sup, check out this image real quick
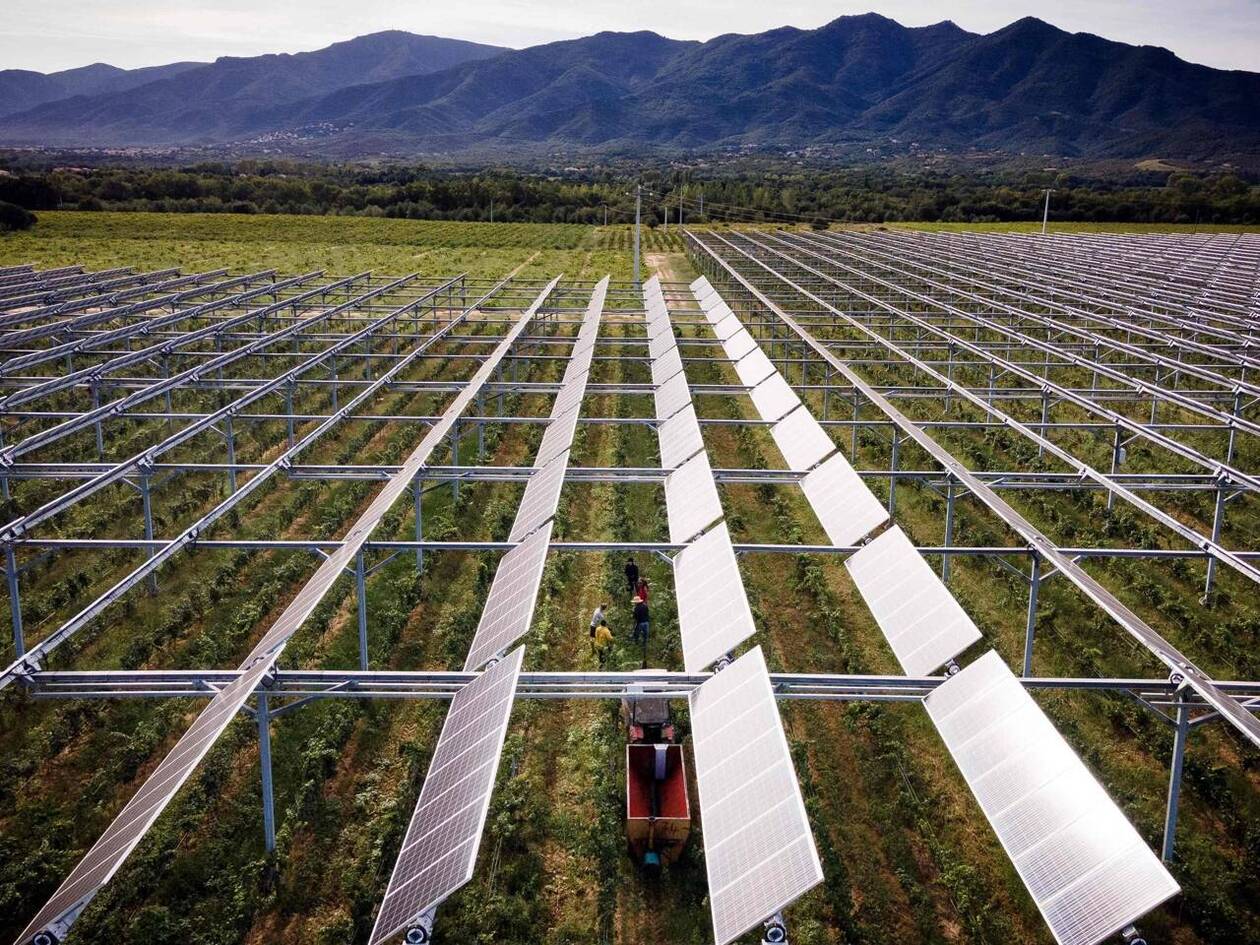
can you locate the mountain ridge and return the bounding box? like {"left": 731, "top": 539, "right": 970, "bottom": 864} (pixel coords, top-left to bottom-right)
{"left": 2, "top": 15, "right": 1257, "bottom": 160}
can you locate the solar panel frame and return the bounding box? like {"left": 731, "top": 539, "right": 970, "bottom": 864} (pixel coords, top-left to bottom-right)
{"left": 771, "top": 405, "right": 836, "bottom": 471}
{"left": 463, "top": 520, "right": 554, "bottom": 671}
{"left": 747, "top": 372, "right": 802, "bottom": 423}
{"left": 658, "top": 404, "right": 706, "bottom": 471}
{"left": 845, "top": 525, "right": 982, "bottom": 675}
{"left": 369, "top": 647, "right": 525, "bottom": 945}
{"left": 665, "top": 452, "right": 724, "bottom": 544}
{"left": 649, "top": 328, "right": 676, "bottom": 362}
{"left": 800, "top": 452, "right": 889, "bottom": 546}
{"left": 674, "top": 522, "right": 758, "bottom": 672}
{"left": 535, "top": 405, "right": 580, "bottom": 469}
{"left": 508, "top": 451, "right": 569, "bottom": 542}
{"left": 689, "top": 646, "right": 824, "bottom": 945}
{"left": 925, "top": 650, "right": 1179, "bottom": 945}
{"left": 654, "top": 370, "right": 692, "bottom": 421}
{"left": 707, "top": 301, "right": 735, "bottom": 324}
{"left": 733, "top": 349, "right": 777, "bottom": 388}
{"left": 712, "top": 312, "right": 742, "bottom": 340}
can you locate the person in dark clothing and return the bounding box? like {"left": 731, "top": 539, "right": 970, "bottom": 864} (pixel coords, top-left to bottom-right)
{"left": 624, "top": 557, "right": 639, "bottom": 593}
{"left": 632, "top": 598, "right": 650, "bottom": 644}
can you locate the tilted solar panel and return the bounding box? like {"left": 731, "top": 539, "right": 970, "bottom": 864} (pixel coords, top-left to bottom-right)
{"left": 924, "top": 650, "right": 1180, "bottom": 945}
{"left": 689, "top": 646, "right": 824, "bottom": 945}
{"left": 712, "top": 312, "right": 742, "bottom": 341}
{"left": 771, "top": 406, "right": 836, "bottom": 472}
{"left": 800, "top": 452, "right": 888, "bottom": 547}
{"left": 658, "top": 404, "right": 706, "bottom": 471}
{"left": 654, "top": 370, "right": 693, "bottom": 421}
{"left": 747, "top": 373, "right": 801, "bottom": 424}
{"left": 675, "top": 522, "right": 758, "bottom": 672}
{"left": 665, "top": 452, "right": 724, "bottom": 544}
{"left": 733, "top": 349, "right": 777, "bottom": 388}
{"left": 721, "top": 329, "right": 758, "bottom": 362}
{"left": 463, "top": 521, "right": 553, "bottom": 671}
{"left": 707, "top": 301, "right": 735, "bottom": 324}
{"left": 535, "top": 406, "right": 580, "bottom": 470}
{"left": 651, "top": 346, "right": 685, "bottom": 388}
{"left": 508, "top": 451, "right": 569, "bottom": 542}
{"left": 649, "top": 328, "right": 677, "bottom": 362}
{"left": 369, "top": 647, "right": 525, "bottom": 945}
{"left": 845, "top": 525, "right": 981, "bottom": 676}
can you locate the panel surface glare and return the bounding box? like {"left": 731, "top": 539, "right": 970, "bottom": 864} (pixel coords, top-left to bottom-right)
{"left": 665, "top": 452, "right": 724, "bottom": 544}
{"left": 675, "top": 522, "right": 758, "bottom": 672}
{"left": 369, "top": 648, "right": 525, "bottom": 944}
{"left": 689, "top": 647, "right": 824, "bottom": 945}
{"left": 658, "top": 404, "right": 706, "bottom": 471}
{"left": 747, "top": 372, "right": 801, "bottom": 423}
{"left": 924, "top": 651, "right": 1180, "bottom": 945}
{"left": 508, "top": 451, "right": 569, "bottom": 542}
{"left": 845, "top": 525, "right": 980, "bottom": 675}
{"left": 801, "top": 452, "right": 889, "bottom": 546}
{"left": 771, "top": 405, "right": 836, "bottom": 471}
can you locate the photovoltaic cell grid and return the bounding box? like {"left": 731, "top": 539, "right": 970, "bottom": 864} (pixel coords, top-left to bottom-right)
{"left": 369, "top": 647, "right": 525, "bottom": 945}
{"left": 734, "top": 349, "right": 777, "bottom": 388}
{"left": 845, "top": 525, "right": 981, "bottom": 676}
{"left": 674, "top": 522, "right": 758, "bottom": 672}
{"left": 14, "top": 276, "right": 565, "bottom": 945}
{"left": 712, "top": 312, "right": 742, "bottom": 341}
{"left": 535, "top": 406, "right": 579, "bottom": 469}
{"left": 655, "top": 364, "right": 692, "bottom": 421}
{"left": 771, "top": 405, "right": 836, "bottom": 472}
{"left": 689, "top": 646, "right": 823, "bottom": 945}
{"left": 721, "top": 328, "right": 759, "bottom": 362}
{"left": 651, "top": 346, "right": 684, "bottom": 387}
{"left": 800, "top": 453, "right": 889, "bottom": 547}
{"left": 658, "top": 404, "right": 706, "bottom": 471}
{"left": 925, "top": 651, "right": 1179, "bottom": 945}
{"left": 748, "top": 372, "right": 801, "bottom": 423}
{"left": 665, "top": 452, "right": 724, "bottom": 544}
{"left": 509, "top": 451, "right": 570, "bottom": 542}
{"left": 463, "top": 520, "right": 554, "bottom": 671}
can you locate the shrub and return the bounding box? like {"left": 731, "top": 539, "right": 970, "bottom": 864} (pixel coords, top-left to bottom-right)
{"left": 0, "top": 200, "right": 36, "bottom": 231}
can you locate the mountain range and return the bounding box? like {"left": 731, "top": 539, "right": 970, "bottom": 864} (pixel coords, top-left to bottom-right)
{"left": 1, "top": 15, "right": 1257, "bottom": 161}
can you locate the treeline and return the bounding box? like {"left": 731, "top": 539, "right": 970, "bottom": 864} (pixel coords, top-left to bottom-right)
{"left": 0, "top": 159, "right": 1257, "bottom": 224}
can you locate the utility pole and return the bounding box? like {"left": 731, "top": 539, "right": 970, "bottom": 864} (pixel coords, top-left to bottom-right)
{"left": 1041, "top": 188, "right": 1054, "bottom": 235}
{"left": 604, "top": 205, "right": 608, "bottom": 226}
{"left": 699, "top": 191, "right": 703, "bottom": 219}
{"left": 489, "top": 198, "right": 494, "bottom": 223}
{"left": 633, "top": 184, "right": 641, "bottom": 288}
{"left": 679, "top": 187, "right": 684, "bottom": 228}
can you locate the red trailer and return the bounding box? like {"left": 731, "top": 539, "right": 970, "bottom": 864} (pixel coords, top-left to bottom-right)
{"left": 625, "top": 743, "right": 691, "bottom": 869}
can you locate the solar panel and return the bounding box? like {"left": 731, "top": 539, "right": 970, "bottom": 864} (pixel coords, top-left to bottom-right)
{"left": 551, "top": 376, "right": 587, "bottom": 418}
{"left": 658, "top": 404, "right": 706, "bottom": 470}
{"left": 734, "top": 349, "right": 777, "bottom": 388}
{"left": 771, "top": 406, "right": 836, "bottom": 471}
{"left": 707, "top": 301, "right": 735, "bottom": 324}
{"left": 721, "top": 329, "right": 759, "bottom": 362}
{"left": 649, "top": 328, "right": 677, "bottom": 362}
{"left": 654, "top": 370, "right": 692, "bottom": 421}
{"left": 845, "top": 525, "right": 981, "bottom": 676}
{"left": 463, "top": 521, "right": 553, "bottom": 671}
{"left": 509, "top": 451, "right": 569, "bottom": 542}
{"left": 712, "top": 313, "right": 743, "bottom": 340}
{"left": 651, "top": 346, "right": 685, "bottom": 387}
{"left": 665, "top": 452, "right": 724, "bottom": 544}
{"left": 369, "top": 647, "right": 525, "bottom": 945}
{"left": 675, "top": 522, "right": 758, "bottom": 672}
{"left": 924, "top": 650, "right": 1180, "bottom": 945}
{"left": 535, "top": 405, "right": 579, "bottom": 469}
{"left": 689, "top": 646, "right": 824, "bottom": 945}
{"left": 748, "top": 373, "right": 801, "bottom": 423}
{"left": 800, "top": 453, "right": 889, "bottom": 546}
{"left": 690, "top": 276, "right": 714, "bottom": 298}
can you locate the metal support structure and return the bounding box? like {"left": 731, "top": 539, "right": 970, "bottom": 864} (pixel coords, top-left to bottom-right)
{"left": 1022, "top": 552, "right": 1041, "bottom": 676}
{"left": 1162, "top": 691, "right": 1190, "bottom": 863}
{"left": 257, "top": 691, "right": 276, "bottom": 853}
{"left": 355, "top": 550, "right": 369, "bottom": 671}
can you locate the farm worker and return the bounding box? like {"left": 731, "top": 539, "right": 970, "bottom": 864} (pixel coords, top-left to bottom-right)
{"left": 635, "top": 577, "right": 650, "bottom": 603}
{"left": 624, "top": 557, "right": 640, "bottom": 592}
{"left": 592, "top": 623, "right": 614, "bottom": 667}
{"left": 589, "top": 603, "right": 608, "bottom": 639}
{"left": 632, "top": 598, "right": 650, "bottom": 644}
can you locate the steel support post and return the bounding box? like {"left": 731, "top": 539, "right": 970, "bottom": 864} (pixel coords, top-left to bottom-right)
{"left": 1203, "top": 482, "right": 1227, "bottom": 599}
{"left": 257, "top": 691, "right": 276, "bottom": 853}
{"left": 330, "top": 356, "right": 339, "bottom": 412}
{"left": 887, "top": 429, "right": 899, "bottom": 515}
{"left": 224, "top": 416, "right": 238, "bottom": 494}
{"left": 450, "top": 424, "right": 461, "bottom": 502}
{"left": 139, "top": 471, "right": 158, "bottom": 595}
{"left": 941, "top": 480, "right": 955, "bottom": 583}
{"left": 1022, "top": 552, "right": 1041, "bottom": 676}
{"left": 355, "top": 550, "right": 369, "bottom": 671}
{"left": 285, "top": 380, "right": 296, "bottom": 448}
{"left": 1162, "top": 692, "right": 1190, "bottom": 863}
{"left": 413, "top": 476, "right": 424, "bottom": 573}
{"left": 850, "top": 390, "right": 860, "bottom": 458}
{"left": 4, "top": 541, "right": 23, "bottom": 657}
{"left": 90, "top": 378, "right": 104, "bottom": 459}
{"left": 1106, "top": 425, "right": 1122, "bottom": 512}
{"left": 1037, "top": 390, "right": 1050, "bottom": 459}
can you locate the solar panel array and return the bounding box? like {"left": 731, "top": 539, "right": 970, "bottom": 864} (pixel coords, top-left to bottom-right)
{"left": 15, "top": 276, "right": 565, "bottom": 945}
{"left": 674, "top": 522, "right": 759, "bottom": 673}
{"left": 689, "top": 646, "right": 824, "bottom": 945}
{"left": 925, "top": 651, "right": 1180, "bottom": 945}
{"left": 770, "top": 406, "right": 836, "bottom": 472}
{"left": 845, "top": 525, "right": 982, "bottom": 676}
{"left": 800, "top": 453, "right": 890, "bottom": 547}
{"left": 369, "top": 647, "right": 526, "bottom": 945}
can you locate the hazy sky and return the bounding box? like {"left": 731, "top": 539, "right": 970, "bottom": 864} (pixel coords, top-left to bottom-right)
{"left": 3, "top": 0, "right": 1258, "bottom": 73}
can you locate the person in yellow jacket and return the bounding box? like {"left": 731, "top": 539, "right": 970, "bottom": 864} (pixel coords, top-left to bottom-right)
{"left": 592, "top": 622, "right": 614, "bottom": 667}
